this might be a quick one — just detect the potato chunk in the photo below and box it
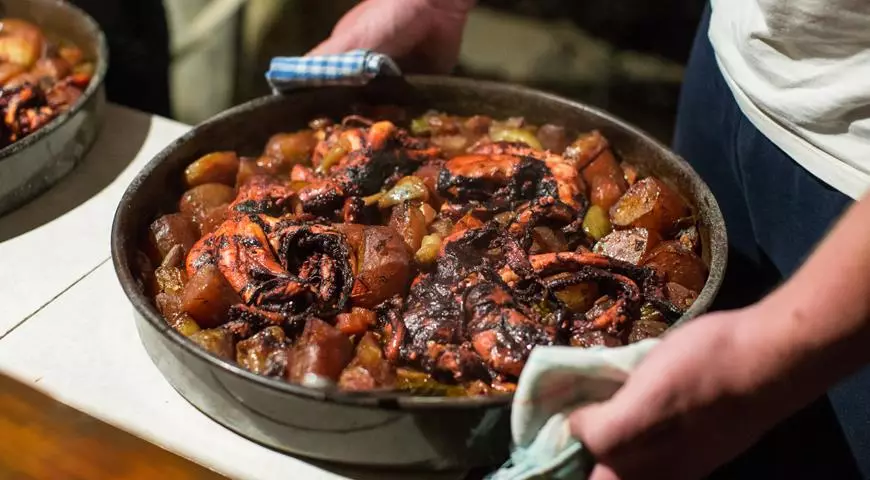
[197,204,230,236]
[389,200,427,253]
[149,213,199,260]
[263,131,317,170]
[335,225,412,308]
[666,282,700,310]
[235,156,270,187]
[564,130,609,170]
[335,307,377,336]
[338,332,396,391]
[287,318,353,384]
[641,241,708,292]
[581,149,627,210]
[180,264,241,328]
[609,178,689,235]
[627,318,669,343]
[593,228,662,265]
[179,183,236,225]
[184,152,240,187]
[536,124,568,153]
[236,326,290,376]
[189,328,235,360]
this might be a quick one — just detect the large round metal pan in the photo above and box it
[111,76,727,470]
[0,0,108,217]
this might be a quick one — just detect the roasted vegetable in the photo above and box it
[156,290,201,336]
[489,127,543,150]
[610,178,690,235]
[410,116,430,136]
[169,313,201,337]
[335,307,377,336]
[389,200,427,253]
[414,233,442,266]
[185,152,240,187]
[412,162,445,207]
[564,130,609,170]
[154,266,186,296]
[379,176,429,208]
[428,218,454,238]
[180,264,242,329]
[395,368,469,397]
[236,326,290,376]
[335,225,413,309]
[155,292,182,319]
[0,19,44,68]
[149,213,199,260]
[235,156,269,187]
[178,183,236,220]
[189,328,235,360]
[536,124,568,153]
[620,161,640,186]
[338,332,396,391]
[179,183,236,225]
[554,281,599,313]
[582,205,613,241]
[676,223,701,253]
[627,318,669,343]
[419,203,437,225]
[666,282,699,310]
[582,149,627,211]
[642,241,708,292]
[316,145,347,175]
[263,131,317,169]
[0,63,23,84]
[430,135,470,157]
[197,204,230,236]
[287,318,354,384]
[593,227,661,265]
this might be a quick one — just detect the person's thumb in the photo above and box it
[568,401,608,443]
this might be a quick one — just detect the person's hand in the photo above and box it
[569,304,786,480]
[308,0,476,74]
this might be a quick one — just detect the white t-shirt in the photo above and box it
[709,0,870,199]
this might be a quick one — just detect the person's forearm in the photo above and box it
[733,191,870,418]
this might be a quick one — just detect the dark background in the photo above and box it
[70,0,706,142]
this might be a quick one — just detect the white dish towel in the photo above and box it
[487,339,661,480]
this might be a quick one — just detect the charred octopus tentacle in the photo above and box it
[187,214,355,327]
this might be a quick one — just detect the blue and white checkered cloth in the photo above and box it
[265,49,402,94]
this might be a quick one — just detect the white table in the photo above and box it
[0,104,465,480]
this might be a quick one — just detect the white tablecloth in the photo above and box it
[0,104,464,480]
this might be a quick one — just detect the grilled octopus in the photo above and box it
[146,112,707,396]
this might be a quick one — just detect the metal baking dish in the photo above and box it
[111,76,727,470]
[0,0,108,217]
